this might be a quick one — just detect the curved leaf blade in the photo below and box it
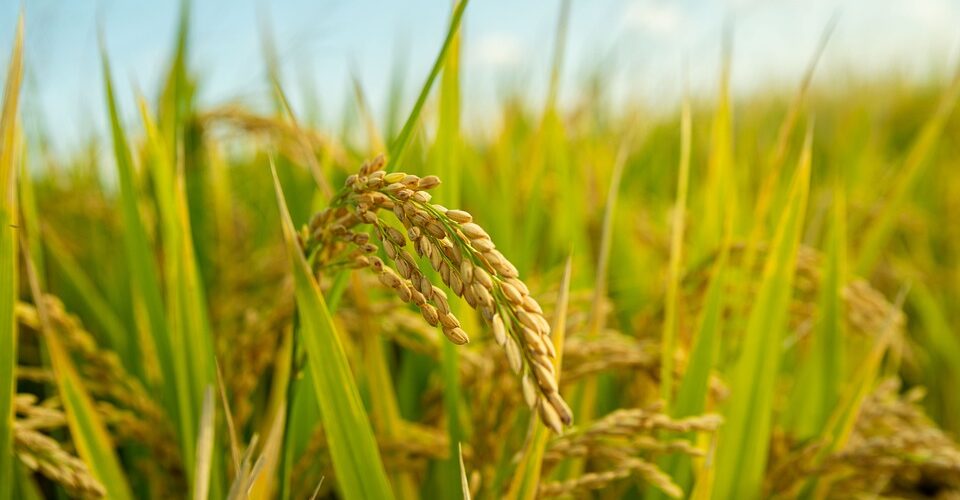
[270,161,394,500]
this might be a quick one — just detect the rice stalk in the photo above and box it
[0,15,23,500]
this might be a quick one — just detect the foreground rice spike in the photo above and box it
[304,155,572,432]
[13,394,106,497]
[537,404,722,498]
[766,378,960,497]
[14,423,106,498]
[15,298,182,480]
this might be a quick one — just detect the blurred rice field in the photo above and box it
[3,1,960,499]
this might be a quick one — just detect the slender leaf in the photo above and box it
[790,185,847,439]
[193,387,215,500]
[24,251,134,500]
[0,16,23,499]
[661,247,728,496]
[458,443,471,500]
[802,288,908,499]
[271,161,394,499]
[562,143,628,480]
[855,68,960,274]
[661,95,692,406]
[387,0,469,169]
[713,127,813,499]
[45,333,135,500]
[42,229,131,377]
[101,46,182,446]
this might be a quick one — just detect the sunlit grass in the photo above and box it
[4,3,960,499]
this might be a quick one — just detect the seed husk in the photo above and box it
[460,222,488,240]
[443,327,470,345]
[492,314,507,346]
[522,373,539,408]
[417,175,441,190]
[539,402,564,434]
[505,337,523,374]
[420,304,439,326]
[446,209,472,223]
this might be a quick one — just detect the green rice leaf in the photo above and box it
[138,96,219,486]
[45,333,135,500]
[387,0,468,170]
[42,229,130,369]
[661,95,692,406]
[855,69,960,275]
[660,247,728,496]
[0,16,23,499]
[802,288,908,498]
[789,184,847,439]
[270,160,394,500]
[713,126,813,499]
[24,252,134,500]
[101,46,183,444]
[458,443,471,500]
[193,387,215,500]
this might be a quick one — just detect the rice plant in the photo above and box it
[4,2,960,499]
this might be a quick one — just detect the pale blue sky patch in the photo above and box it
[1,0,959,155]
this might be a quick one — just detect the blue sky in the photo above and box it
[1,0,959,154]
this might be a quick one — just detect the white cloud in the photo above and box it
[624,1,685,37]
[473,32,525,68]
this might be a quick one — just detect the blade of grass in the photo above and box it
[349,274,418,500]
[855,66,960,275]
[910,282,960,433]
[659,246,729,497]
[268,75,333,198]
[505,255,573,500]
[43,332,136,500]
[158,0,191,153]
[42,228,130,368]
[713,125,813,500]
[248,404,288,500]
[0,16,23,499]
[801,287,908,499]
[101,46,183,449]
[193,386,215,500]
[18,151,42,288]
[139,95,221,488]
[458,443,471,500]
[14,463,42,500]
[277,271,350,500]
[23,239,134,500]
[216,363,242,474]
[560,142,628,480]
[661,93,693,407]
[248,329,293,499]
[739,21,833,273]
[387,0,469,170]
[271,160,394,499]
[789,183,847,439]
[699,32,735,254]
[519,0,573,272]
